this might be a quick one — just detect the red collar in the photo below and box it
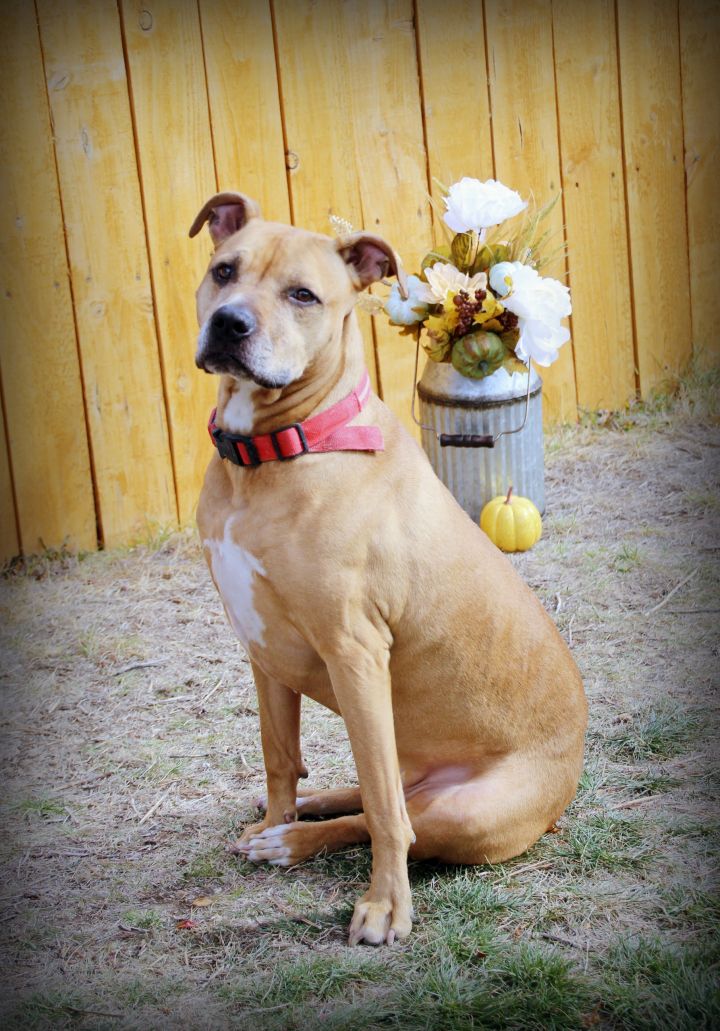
[208,370,384,467]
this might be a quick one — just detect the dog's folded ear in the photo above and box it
[337,233,409,299]
[189,192,261,245]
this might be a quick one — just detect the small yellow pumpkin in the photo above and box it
[480,486,542,552]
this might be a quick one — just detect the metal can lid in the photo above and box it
[417,360,542,408]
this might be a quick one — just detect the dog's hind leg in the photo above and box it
[243,755,580,868]
[296,786,363,815]
[255,785,363,817]
[235,764,546,870]
[403,754,582,865]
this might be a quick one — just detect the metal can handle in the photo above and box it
[439,433,495,448]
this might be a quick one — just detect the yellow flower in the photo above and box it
[472,292,505,325]
[481,317,503,333]
[423,313,453,361]
[425,312,452,342]
[440,290,461,330]
[423,336,452,362]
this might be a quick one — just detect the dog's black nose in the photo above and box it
[210,304,256,340]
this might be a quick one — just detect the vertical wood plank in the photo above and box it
[680,0,720,369]
[38,0,177,548]
[270,1,363,231]
[199,0,290,223]
[269,1,381,391]
[617,0,691,393]
[0,387,19,563]
[121,0,217,525]
[415,0,495,228]
[0,0,96,555]
[485,0,578,423]
[552,0,636,411]
[274,0,431,432]
[340,0,432,427]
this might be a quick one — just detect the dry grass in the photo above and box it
[1,369,718,1029]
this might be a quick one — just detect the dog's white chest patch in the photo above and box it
[223,381,256,434]
[205,518,266,649]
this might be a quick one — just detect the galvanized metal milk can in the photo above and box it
[416,361,545,522]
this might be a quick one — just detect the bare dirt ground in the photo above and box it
[1,375,718,1030]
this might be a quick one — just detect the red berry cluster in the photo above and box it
[453,289,487,336]
[452,290,519,339]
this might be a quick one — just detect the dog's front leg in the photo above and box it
[325,637,415,946]
[231,664,303,850]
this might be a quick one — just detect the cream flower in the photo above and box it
[489,260,571,366]
[443,178,527,234]
[515,320,571,366]
[423,262,487,303]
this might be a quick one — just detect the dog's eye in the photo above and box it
[289,287,319,305]
[212,263,235,284]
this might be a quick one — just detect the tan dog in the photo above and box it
[190,192,587,946]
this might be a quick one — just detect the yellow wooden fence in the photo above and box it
[1,0,718,561]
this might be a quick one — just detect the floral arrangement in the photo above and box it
[382,177,572,380]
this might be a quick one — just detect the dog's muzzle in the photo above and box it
[196,303,258,375]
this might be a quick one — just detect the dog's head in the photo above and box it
[190,192,406,389]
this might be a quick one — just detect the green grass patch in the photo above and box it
[218,938,596,1031]
[659,886,720,939]
[613,541,642,572]
[120,908,164,930]
[414,870,522,923]
[599,937,720,1030]
[549,812,654,873]
[605,703,701,762]
[221,951,390,1011]
[5,990,87,1031]
[13,797,69,820]
[181,847,228,884]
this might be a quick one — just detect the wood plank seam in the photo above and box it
[117,4,181,528]
[196,0,221,196]
[548,2,578,413]
[0,366,21,557]
[484,0,578,423]
[612,0,641,395]
[269,0,295,225]
[674,0,694,363]
[352,114,383,405]
[678,0,720,368]
[617,0,691,393]
[35,0,102,550]
[481,0,498,179]
[411,0,435,230]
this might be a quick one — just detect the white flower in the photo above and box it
[489,260,571,366]
[443,178,527,234]
[423,262,487,302]
[515,319,571,366]
[383,274,433,325]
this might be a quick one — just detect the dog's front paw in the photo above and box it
[230,821,322,867]
[348,889,414,946]
[228,819,274,857]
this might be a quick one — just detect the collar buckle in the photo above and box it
[212,427,260,467]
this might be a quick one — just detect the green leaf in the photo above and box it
[420,246,452,277]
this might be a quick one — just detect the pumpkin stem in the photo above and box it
[505,485,514,504]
